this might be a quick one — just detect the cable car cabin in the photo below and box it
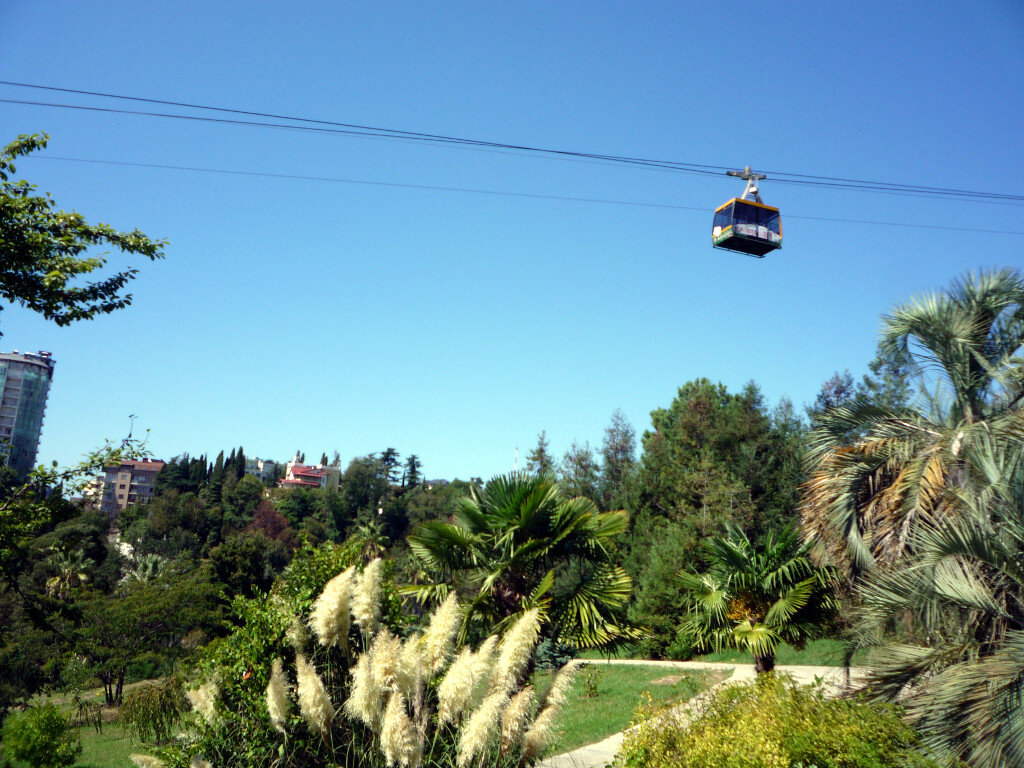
[712,199,783,257]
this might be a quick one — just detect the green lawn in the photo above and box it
[76,723,139,768]
[694,638,867,666]
[534,663,726,755]
[580,638,867,666]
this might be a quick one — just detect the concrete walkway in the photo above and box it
[537,660,868,768]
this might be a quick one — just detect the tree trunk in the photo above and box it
[754,653,775,674]
[100,671,115,706]
[114,669,126,705]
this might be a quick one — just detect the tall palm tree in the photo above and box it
[403,472,640,648]
[855,437,1024,768]
[678,526,837,673]
[803,268,1024,571]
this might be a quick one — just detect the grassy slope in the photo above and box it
[534,664,726,755]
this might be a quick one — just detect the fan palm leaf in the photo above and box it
[803,269,1024,572]
[405,472,639,648]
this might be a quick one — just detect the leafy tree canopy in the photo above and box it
[0,133,165,335]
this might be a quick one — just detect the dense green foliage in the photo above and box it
[0,702,81,768]
[616,675,939,768]
[625,381,807,656]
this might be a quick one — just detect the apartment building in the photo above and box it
[0,350,56,480]
[100,459,166,516]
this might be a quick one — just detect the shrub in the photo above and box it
[119,677,185,743]
[533,638,575,670]
[0,702,82,768]
[615,675,940,768]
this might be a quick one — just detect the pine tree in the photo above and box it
[526,431,554,476]
[600,409,636,509]
[211,451,225,485]
[319,452,329,466]
[380,448,401,484]
[403,454,422,488]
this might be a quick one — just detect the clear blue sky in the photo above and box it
[2,0,1023,479]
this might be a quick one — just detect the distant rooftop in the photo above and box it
[0,350,55,370]
[104,459,166,472]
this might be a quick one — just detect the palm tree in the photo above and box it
[120,553,167,584]
[403,472,640,648]
[679,527,837,673]
[44,547,92,600]
[854,437,1024,768]
[803,268,1024,571]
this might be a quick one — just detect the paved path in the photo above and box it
[537,660,868,768]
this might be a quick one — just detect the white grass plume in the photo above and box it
[351,558,383,638]
[522,705,557,760]
[380,692,422,768]
[491,609,541,694]
[189,757,213,768]
[501,685,536,752]
[397,632,423,699]
[457,691,506,768]
[541,663,577,710]
[265,657,291,733]
[286,613,309,650]
[523,665,576,759]
[185,681,219,725]
[129,756,166,768]
[369,628,402,694]
[421,593,461,676]
[437,635,498,725]
[296,653,335,735]
[309,565,356,647]
[345,651,379,729]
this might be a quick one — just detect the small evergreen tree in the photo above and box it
[526,431,554,476]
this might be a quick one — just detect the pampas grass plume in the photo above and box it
[351,558,383,637]
[501,685,536,752]
[437,634,498,725]
[421,593,460,675]
[369,628,402,693]
[190,757,213,768]
[457,691,506,768]
[436,647,474,725]
[542,663,577,710]
[345,651,379,729]
[265,657,291,733]
[129,756,166,768]
[380,693,422,768]
[522,705,557,759]
[309,565,356,647]
[185,681,219,725]
[398,632,423,698]
[491,609,540,693]
[286,613,309,650]
[296,653,335,735]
